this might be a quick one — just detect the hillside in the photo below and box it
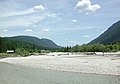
[3,36,60,48]
[90,20,120,44]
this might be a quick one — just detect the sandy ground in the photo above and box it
[0,52,120,75]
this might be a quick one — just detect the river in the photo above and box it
[0,62,120,84]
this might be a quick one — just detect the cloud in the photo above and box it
[72,20,77,22]
[58,26,95,32]
[24,29,32,32]
[34,5,45,12]
[65,39,80,45]
[0,9,32,18]
[0,4,58,29]
[69,40,80,45]
[75,0,100,14]
[0,5,45,17]
[33,25,37,27]
[46,12,61,19]
[0,15,45,29]
[42,28,50,32]
[69,40,77,43]
[47,13,57,18]
[0,3,60,30]
[2,29,8,32]
[82,35,90,38]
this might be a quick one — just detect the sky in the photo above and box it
[0,0,120,46]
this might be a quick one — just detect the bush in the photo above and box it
[15,48,29,56]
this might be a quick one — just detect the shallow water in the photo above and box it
[0,62,120,84]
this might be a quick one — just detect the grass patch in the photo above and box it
[0,53,17,58]
[111,58,116,60]
[111,58,120,60]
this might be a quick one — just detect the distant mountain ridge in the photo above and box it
[90,20,120,44]
[3,36,60,48]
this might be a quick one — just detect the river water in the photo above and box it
[0,62,120,84]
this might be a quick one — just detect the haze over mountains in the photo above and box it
[90,20,120,44]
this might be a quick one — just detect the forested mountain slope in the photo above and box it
[90,20,120,44]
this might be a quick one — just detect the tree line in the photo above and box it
[53,42,120,52]
[1,36,120,56]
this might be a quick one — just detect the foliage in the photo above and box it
[1,36,120,57]
[90,20,120,44]
[0,37,43,56]
[0,53,16,58]
[53,41,120,52]
[15,48,29,56]
[4,36,60,48]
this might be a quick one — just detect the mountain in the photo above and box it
[90,20,120,44]
[3,36,60,48]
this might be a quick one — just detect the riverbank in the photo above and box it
[0,53,120,76]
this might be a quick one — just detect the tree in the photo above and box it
[71,45,80,52]
[0,37,2,52]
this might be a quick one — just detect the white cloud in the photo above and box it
[42,28,50,32]
[72,20,77,22]
[85,26,95,29]
[82,35,90,38]
[24,29,32,32]
[34,5,45,12]
[33,25,37,27]
[58,26,95,32]
[58,12,64,16]
[69,40,80,45]
[0,4,59,30]
[2,29,8,32]
[66,39,80,45]
[69,40,77,43]
[0,4,59,29]
[0,15,45,29]
[0,9,32,18]
[47,13,58,18]
[0,5,45,17]
[57,17,60,19]
[75,0,100,14]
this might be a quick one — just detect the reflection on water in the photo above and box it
[0,62,120,84]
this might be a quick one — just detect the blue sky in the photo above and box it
[0,0,120,46]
